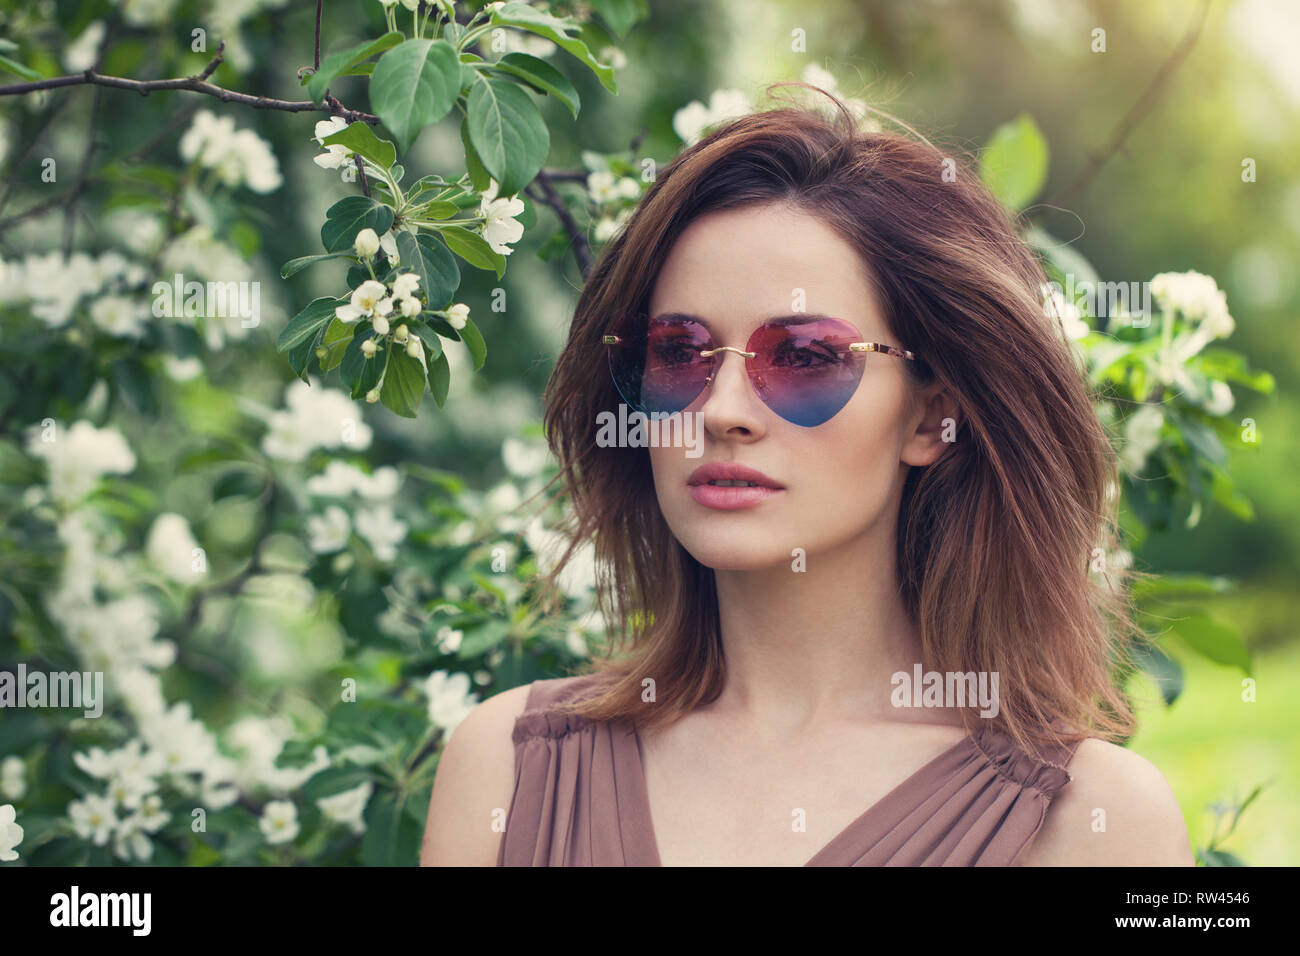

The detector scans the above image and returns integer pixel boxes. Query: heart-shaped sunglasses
[603,312,918,427]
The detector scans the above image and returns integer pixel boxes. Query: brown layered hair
[536,82,1148,756]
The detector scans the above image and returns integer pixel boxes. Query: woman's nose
[698,350,767,440]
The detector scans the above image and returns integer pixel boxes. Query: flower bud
[446,302,469,330]
[354,228,380,259]
[406,336,423,359]
[361,338,378,358]
[365,387,380,403]
[394,323,409,344]
[373,314,390,336]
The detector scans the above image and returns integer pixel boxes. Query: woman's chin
[681,540,794,573]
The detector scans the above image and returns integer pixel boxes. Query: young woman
[421,84,1194,866]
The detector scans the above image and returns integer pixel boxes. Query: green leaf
[979,114,1048,212]
[361,789,421,866]
[459,315,487,371]
[320,317,355,372]
[0,53,41,81]
[1130,572,1233,604]
[466,76,550,196]
[440,225,506,278]
[489,52,580,119]
[410,322,444,361]
[280,251,354,279]
[287,322,326,382]
[320,196,394,252]
[396,231,460,310]
[321,122,398,170]
[1130,640,1184,706]
[1193,348,1276,394]
[278,297,340,352]
[410,321,444,360]
[1167,613,1252,675]
[589,0,650,37]
[423,313,461,340]
[489,1,618,93]
[1200,849,1246,867]
[1023,226,1101,287]
[339,321,384,398]
[460,120,492,193]
[370,38,462,155]
[307,31,404,104]
[418,200,461,220]
[427,350,450,408]
[380,348,427,418]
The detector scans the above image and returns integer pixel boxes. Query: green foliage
[979,113,1049,212]
[369,39,462,156]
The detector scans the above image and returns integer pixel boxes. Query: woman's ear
[901,381,961,467]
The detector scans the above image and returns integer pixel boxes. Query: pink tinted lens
[608,316,713,414]
[748,317,865,426]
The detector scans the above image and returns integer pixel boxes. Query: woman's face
[645,202,956,571]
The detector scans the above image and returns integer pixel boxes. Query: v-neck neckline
[628,720,986,867]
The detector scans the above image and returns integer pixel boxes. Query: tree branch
[314,0,323,72]
[526,169,592,279]
[1041,0,1212,213]
[0,42,381,125]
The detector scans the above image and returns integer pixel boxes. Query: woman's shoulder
[508,673,611,742]
[1017,736,1195,865]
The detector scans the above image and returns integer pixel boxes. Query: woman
[421,83,1194,866]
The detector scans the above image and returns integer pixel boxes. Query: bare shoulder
[1018,737,1196,866]
[419,682,533,866]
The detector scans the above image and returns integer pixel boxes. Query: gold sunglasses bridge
[698,345,756,359]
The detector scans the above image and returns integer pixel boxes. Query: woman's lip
[686,463,784,488]
[688,484,784,510]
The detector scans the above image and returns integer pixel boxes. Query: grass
[1124,634,1299,865]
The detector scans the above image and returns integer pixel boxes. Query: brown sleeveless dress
[497,674,1084,866]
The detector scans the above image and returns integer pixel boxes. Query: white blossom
[316,781,373,834]
[436,625,463,654]
[69,793,119,846]
[354,228,380,259]
[334,280,390,324]
[25,420,136,506]
[423,670,479,738]
[146,512,206,585]
[305,504,351,553]
[1151,271,1234,339]
[1204,380,1234,416]
[1120,404,1164,474]
[502,436,550,478]
[313,116,353,173]
[391,272,420,299]
[0,758,24,802]
[63,20,106,72]
[672,88,753,146]
[354,504,407,561]
[259,800,299,844]
[179,109,282,193]
[260,377,373,462]
[0,804,22,862]
[479,179,525,255]
[445,302,469,330]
